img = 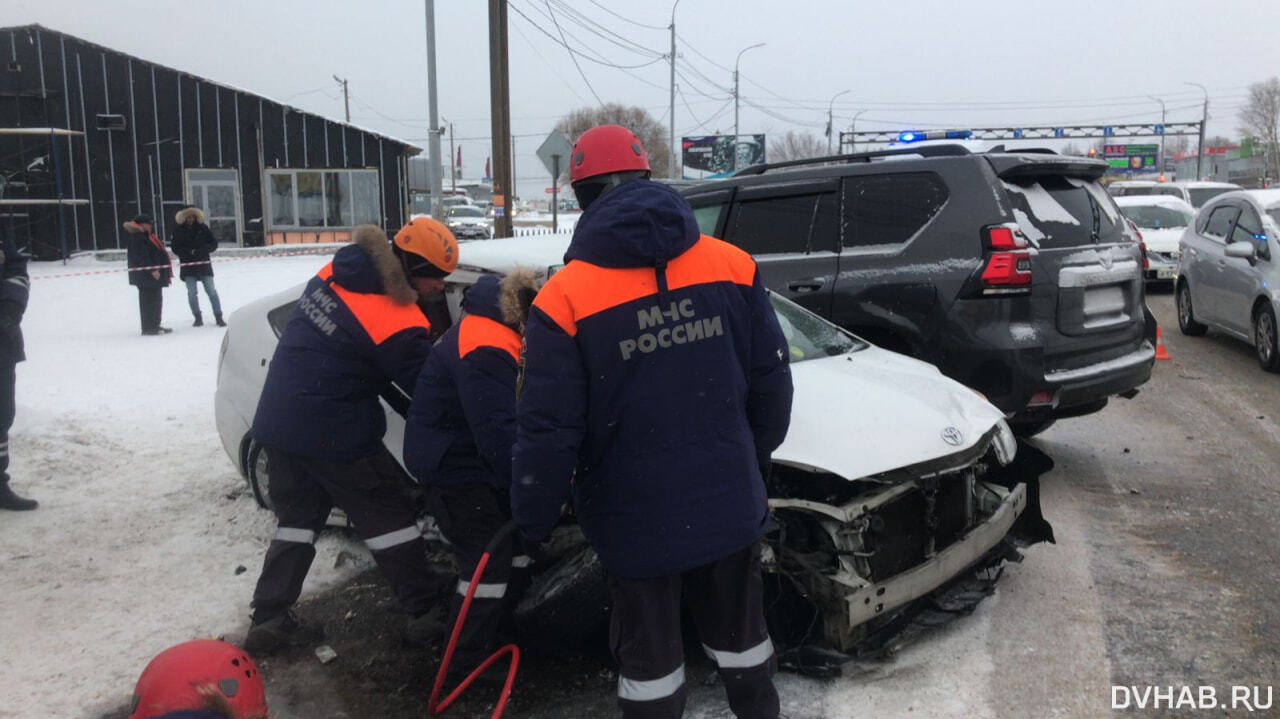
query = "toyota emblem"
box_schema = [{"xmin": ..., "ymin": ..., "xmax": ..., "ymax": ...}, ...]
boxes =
[{"xmin": 941, "ymin": 426, "xmax": 964, "ymax": 446}]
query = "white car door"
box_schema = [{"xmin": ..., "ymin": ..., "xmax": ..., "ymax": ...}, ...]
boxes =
[{"xmin": 1193, "ymin": 204, "xmax": 1241, "ymax": 326}]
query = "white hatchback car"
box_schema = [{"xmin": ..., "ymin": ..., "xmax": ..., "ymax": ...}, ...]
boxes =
[
  {"xmin": 215, "ymin": 235, "xmax": 1052, "ymax": 664},
  {"xmin": 1115, "ymin": 195, "xmax": 1196, "ymax": 284}
]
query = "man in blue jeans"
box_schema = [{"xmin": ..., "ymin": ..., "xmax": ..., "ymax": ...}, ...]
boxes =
[{"xmin": 171, "ymin": 206, "xmax": 223, "ymax": 327}]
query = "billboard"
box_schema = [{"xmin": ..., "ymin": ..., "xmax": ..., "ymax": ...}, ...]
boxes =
[
  {"xmin": 1103, "ymin": 144, "xmax": 1159, "ymax": 172},
  {"xmin": 682, "ymin": 134, "xmax": 766, "ymax": 179}
]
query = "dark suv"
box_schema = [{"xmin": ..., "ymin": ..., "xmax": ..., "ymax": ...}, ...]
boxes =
[{"xmin": 681, "ymin": 145, "xmax": 1156, "ymax": 433}]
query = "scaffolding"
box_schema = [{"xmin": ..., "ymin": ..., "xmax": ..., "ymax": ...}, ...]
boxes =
[{"xmin": 0, "ymin": 128, "xmax": 88, "ymax": 262}]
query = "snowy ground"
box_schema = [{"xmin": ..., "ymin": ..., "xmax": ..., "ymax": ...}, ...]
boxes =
[
  {"xmin": 0, "ymin": 251, "xmax": 376, "ymax": 718},
  {"xmin": 1, "ymin": 249, "xmax": 1109, "ymax": 718}
]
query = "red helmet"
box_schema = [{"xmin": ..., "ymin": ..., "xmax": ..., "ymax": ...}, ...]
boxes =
[
  {"xmin": 128, "ymin": 640, "xmax": 267, "ymax": 719},
  {"xmin": 569, "ymin": 124, "xmax": 651, "ymax": 184}
]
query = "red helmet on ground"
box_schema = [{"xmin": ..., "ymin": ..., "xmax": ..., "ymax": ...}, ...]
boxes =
[
  {"xmin": 569, "ymin": 124, "xmax": 651, "ymax": 184},
  {"xmin": 128, "ymin": 640, "xmax": 267, "ymax": 719}
]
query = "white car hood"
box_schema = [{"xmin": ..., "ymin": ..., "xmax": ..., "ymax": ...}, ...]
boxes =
[
  {"xmin": 1140, "ymin": 227, "xmax": 1184, "ymax": 254},
  {"xmin": 774, "ymin": 346, "xmax": 1007, "ymax": 481}
]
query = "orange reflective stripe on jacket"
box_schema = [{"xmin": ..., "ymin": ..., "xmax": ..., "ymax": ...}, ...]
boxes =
[
  {"xmin": 316, "ymin": 263, "xmax": 431, "ymax": 344},
  {"xmin": 532, "ymin": 235, "xmax": 756, "ymax": 337},
  {"xmin": 458, "ymin": 314, "xmax": 521, "ymax": 362}
]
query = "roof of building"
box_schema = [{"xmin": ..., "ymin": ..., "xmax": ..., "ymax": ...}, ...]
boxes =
[{"xmin": 1, "ymin": 24, "xmax": 421, "ymax": 155}]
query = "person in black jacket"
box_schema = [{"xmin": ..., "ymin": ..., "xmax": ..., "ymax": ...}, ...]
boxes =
[
  {"xmin": 0, "ymin": 224, "xmax": 35, "ymax": 511},
  {"xmin": 171, "ymin": 206, "xmax": 224, "ymax": 327},
  {"xmin": 402, "ymin": 268, "xmax": 539, "ymax": 685},
  {"xmin": 245, "ymin": 219, "xmax": 459, "ymax": 654},
  {"xmin": 124, "ymin": 215, "xmax": 173, "ymax": 335},
  {"xmin": 513, "ymin": 126, "xmax": 793, "ymax": 719}
]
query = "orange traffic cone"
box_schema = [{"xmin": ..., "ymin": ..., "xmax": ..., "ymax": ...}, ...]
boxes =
[{"xmin": 1155, "ymin": 326, "xmax": 1171, "ymax": 361}]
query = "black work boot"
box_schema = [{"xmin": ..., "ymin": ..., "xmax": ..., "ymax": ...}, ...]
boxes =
[
  {"xmin": 0, "ymin": 484, "xmax": 37, "ymax": 511},
  {"xmin": 215, "ymin": 314, "xmax": 226, "ymax": 327},
  {"xmin": 244, "ymin": 610, "xmax": 323, "ymax": 654},
  {"xmin": 192, "ymin": 313, "xmax": 203, "ymax": 327},
  {"xmin": 402, "ymin": 605, "xmax": 446, "ymax": 648}
]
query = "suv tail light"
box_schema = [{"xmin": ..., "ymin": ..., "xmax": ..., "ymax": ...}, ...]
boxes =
[
  {"xmin": 1124, "ymin": 219, "xmax": 1150, "ymax": 270},
  {"xmin": 980, "ymin": 223, "xmax": 1032, "ymax": 295}
]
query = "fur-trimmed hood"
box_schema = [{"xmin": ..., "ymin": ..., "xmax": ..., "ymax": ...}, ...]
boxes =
[
  {"xmin": 329, "ymin": 224, "xmax": 417, "ymax": 305},
  {"xmin": 175, "ymin": 206, "xmax": 206, "ymax": 225},
  {"xmin": 499, "ymin": 266, "xmax": 540, "ymax": 328}
]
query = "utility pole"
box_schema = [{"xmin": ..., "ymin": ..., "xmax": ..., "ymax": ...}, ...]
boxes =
[
  {"xmin": 1186, "ymin": 81, "xmax": 1209, "ymax": 180},
  {"xmin": 423, "ymin": 1, "xmax": 444, "ymax": 219},
  {"xmin": 827, "ymin": 89, "xmax": 850, "ymax": 155},
  {"xmin": 332, "ymin": 75, "xmax": 350, "ymax": 123},
  {"xmin": 732, "ymin": 43, "xmax": 764, "ymax": 173},
  {"xmin": 489, "ymin": 0, "xmax": 513, "ymax": 238},
  {"xmin": 449, "ymin": 121, "xmax": 456, "ymax": 193},
  {"xmin": 668, "ymin": 0, "xmax": 681, "ymax": 179}
]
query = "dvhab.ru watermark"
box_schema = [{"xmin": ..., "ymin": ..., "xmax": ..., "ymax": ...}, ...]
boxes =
[{"xmin": 1112, "ymin": 685, "xmax": 1273, "ymax": 712}]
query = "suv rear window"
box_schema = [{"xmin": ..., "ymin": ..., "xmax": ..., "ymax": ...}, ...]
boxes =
[
  {"xmin": 842, "ymin": 173, "xmax": 948, "ymax": 249},
  {"xmin": 1002, "ymin": 177, "xmax": 1123, "ymax": 249},
  {"xmin": 1190, "ymin": 188, "xmax": 1234, "ymax": 207}
]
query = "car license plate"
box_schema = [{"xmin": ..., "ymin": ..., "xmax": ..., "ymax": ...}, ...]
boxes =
[{"xmin": 1156, "ymin": 267, "xmax": 1176, "ymax": 279}]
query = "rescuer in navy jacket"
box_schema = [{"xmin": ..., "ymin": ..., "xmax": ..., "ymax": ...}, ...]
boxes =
[
  {"xmin": 511, "ymin": 125, "xmax": 793, "ymax": 719},
  {"xmin": 245, "ymin": 219, "xmax": 459, "ymax": 655},
  {"xmin": 403, "ymin": 268, "xmax": 539, "ymax": 685}
]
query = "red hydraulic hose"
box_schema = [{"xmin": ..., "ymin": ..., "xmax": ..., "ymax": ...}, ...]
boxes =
[{"xmin": 428, "ymin": 526, "xmax": 521, "ymax": 718}]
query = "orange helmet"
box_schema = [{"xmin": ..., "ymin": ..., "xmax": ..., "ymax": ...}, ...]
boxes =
[
  {"xmin": 128, "ymin": 640, "xmax": 267, "ymax": 719},
  {"xmin": 394, "ymin": 216, "xmax": 458, "ymax": 277}
]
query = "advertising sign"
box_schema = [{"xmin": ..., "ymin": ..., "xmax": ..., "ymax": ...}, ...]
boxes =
[
  {"xmin": 1104, "ymin": 144, "xmax": 1159, "ymax": 172},
  {"xmin": 682, "ymin": 134, "xmax": 766, "ymax": 179}
]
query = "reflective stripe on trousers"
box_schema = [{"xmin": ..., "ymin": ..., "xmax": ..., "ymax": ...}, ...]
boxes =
[
  {"xmin": 364, "ymin": 525, "xmax": 421, "ymax": 551},
  {"xmin": 274, "ymin": 527, "xmax": 317, "ymax": 544},
  {"xmin": 703, "ymin": 637, "xmax": 774, "ymax": 669},
  {"xmin": 618, "ymin": 664, "xmax": 685, "ymax": 702},
  {"xmin": 456, "ymin": 579, "xmax": 507, "ymax": 599}
]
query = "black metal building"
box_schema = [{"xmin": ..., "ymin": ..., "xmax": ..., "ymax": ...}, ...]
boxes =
[{"xmin": 0, "ymin": 24, "xmax": 421, "ymax": 259}]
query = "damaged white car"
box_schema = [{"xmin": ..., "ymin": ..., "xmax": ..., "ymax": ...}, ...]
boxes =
[{"xmin": 214, "ymin": 235, "xmax": 1053, "ymax": 671}]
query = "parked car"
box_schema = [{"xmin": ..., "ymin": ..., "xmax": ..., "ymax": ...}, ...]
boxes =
[
  {"xmin": 681, "ymin": 145, "xmax": 1156, "ymax": 436},
  {"xmin": 444, "ymin": 204, "xmax": 492, "ymax": 240},
  {"xmin": 214, "ymin": 234, "xmax": 1052, "ymax": 667},
  {"xmin": 1175, "ymin": 189, "xmax": 1280, "ymax": 371},
  {"xmin": 1115, "ymin": 195, "xmax": 1196, "ymax": 284},
  {"xmin": 1156, "ymin": 180, "xmax": 1243, "ymax": 209}
]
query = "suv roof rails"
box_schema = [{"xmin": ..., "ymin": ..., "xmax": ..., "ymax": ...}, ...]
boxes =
[{"xmin": 734, "ymin": 144, "xmax": 972, "ymax": 176}]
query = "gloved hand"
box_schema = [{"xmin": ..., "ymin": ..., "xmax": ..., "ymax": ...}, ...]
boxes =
[{"xmin": 0, "ymin": 300, "xmax": 21, "ymax": 329}]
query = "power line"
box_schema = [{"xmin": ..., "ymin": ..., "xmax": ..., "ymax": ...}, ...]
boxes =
[
  {"xmin": 584, "ymin": 0, "xmax": 668, "ymax": 30},
  {"xmin": 546, "ymin": 0, "xmax": 665, "ymax": 59},
  {"xmin": 509, "ymin": 12, "xmax": 591, "ymax": 105},
  {"xmin": 540, "ymin": 0, "xmax": 604, "ymax": 106},
  {"xmin": 514, "ymin": 0, "xmax": 664, "ymax": 69},
  {"xmin": 677, "ymin": 86, "xmax": 732, "ymax": 135}
]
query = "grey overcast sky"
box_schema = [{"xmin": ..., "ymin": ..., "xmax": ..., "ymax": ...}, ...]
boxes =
[{"xmin": 6, "ymin": 0, "xmax": 1279, "ymax": 197}]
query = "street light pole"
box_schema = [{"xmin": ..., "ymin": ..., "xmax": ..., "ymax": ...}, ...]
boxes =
[
  {"xmin": 423, "ymin": 0, "xmax": 443, "ymax": 220},
  {"xmin": 827, "ymin": 89, "xmax": 850, "ymax": 155},
  {"xmin": 849, "ymin": 109, "xmax": 869, "ymax": 154},
  {"xmin": 1185, "ymin": 81, "xmax": 1209, "ymax": 180},
  {"xmin": 1147, "ymin": 95, "xmax": 1166, "ymax": 176},
  {"xmin": 668, "ymin": 0, "xmax": 681, "ymax": 180},
  {"xmin": 733, "ymin": 42, "xmax": 764, "ymax": 173}
]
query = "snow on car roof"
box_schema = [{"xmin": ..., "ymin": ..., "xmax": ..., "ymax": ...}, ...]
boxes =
[
  {"xmin": 1172, "ymin": 181, "xmax": 1242, "ymax": 189},
  {"xmin": 453, "ymin": 233, "xmax": 573, "ymax": 277},
  {"xmin": 1238, "ymin": 189, "xmax": 1280, "ymax": 209}
]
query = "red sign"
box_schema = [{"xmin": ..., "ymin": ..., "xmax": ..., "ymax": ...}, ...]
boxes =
[{"xmin": 545, "ymin": 187, "xmax": 562, "ymax": 194}]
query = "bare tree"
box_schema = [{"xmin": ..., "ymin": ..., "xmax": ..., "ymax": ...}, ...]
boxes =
[
  {"xmin": 1165, "ymin": 135, "xmax": 1191, "ymax": 156},
  {"xmin": 767, "ymin": 131, "xmax": 825, "ymax": 163},
  {"xmin": 554, "ymin": 104, "xmax": 671, "ymax": 183},
  {"xmin": 1239, "ymin": 77, "xmax": 1280, "ymax": 181}
]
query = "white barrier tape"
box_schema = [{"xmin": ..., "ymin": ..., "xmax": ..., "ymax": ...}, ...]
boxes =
[{"xmin": 31, "ymin": 247, "xmax": 337, "ymax": 281}]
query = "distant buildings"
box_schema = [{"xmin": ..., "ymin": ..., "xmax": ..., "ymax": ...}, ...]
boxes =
[{"xmin": 0, "ymin": 24, "xmax": 420, "ymax": 259}]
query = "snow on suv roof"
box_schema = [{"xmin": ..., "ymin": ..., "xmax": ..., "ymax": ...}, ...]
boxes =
[{"xmin": 1173, "ymin": 181, "xmax": 1241, "ymax": 189}]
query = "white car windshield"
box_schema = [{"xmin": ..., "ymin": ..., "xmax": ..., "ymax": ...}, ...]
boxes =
[
  {"xmin": 449, "ymin": 207, "xmax": 485, "ymax": 218},
  {"xmin": 769, "ymin": 293, "xmax": 865, "ymax": 361}
]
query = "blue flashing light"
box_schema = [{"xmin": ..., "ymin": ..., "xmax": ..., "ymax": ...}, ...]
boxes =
[
  {"xmin": 943, "ymin": 130, "xmax": 972, "ymax": 139},
  {"xmin": 898, "ymin": 131, "xmax": 924, "ymax": 143}
]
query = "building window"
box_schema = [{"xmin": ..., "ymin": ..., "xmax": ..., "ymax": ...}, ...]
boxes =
[{"xmin": 265, "ymin": 169, "xmax": 380, "ymax": 229}]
